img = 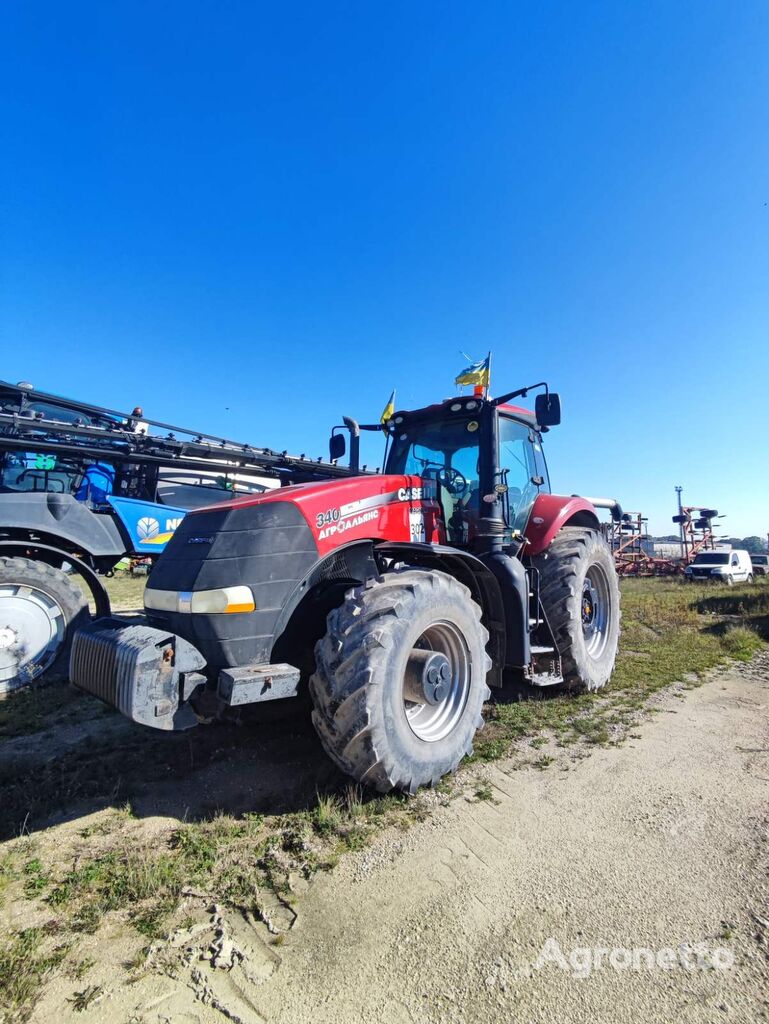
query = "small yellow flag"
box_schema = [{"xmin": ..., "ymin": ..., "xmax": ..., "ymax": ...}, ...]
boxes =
[{"xmin": 380, "ymin": 389, "xmax": 396, "ymax": 425}]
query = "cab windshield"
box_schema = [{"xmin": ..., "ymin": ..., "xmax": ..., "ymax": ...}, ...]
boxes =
[{"xmin": 387, "ymin": 415, "xmax": 481, "ymax": 543}]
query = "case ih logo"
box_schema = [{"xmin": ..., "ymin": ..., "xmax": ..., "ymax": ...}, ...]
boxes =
[
  {"xmin": 397, "ymin": 485, "xmax": 433, "ymax": 502},
  {"xmin": 137, "ymin": 516, "xmax": 161, "ymax": 540}
]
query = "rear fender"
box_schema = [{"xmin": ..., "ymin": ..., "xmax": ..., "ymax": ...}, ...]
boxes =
[{"xmin": 524, "ymin": 495, "xmax": 601, "ymax": 555}]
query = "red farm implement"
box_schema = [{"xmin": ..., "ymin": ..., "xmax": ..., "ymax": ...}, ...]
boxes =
[
  {"xmin": 610, "ymin": 504, "xmax": 724, "ymax": 577},
  {"xmin": 609, "ymin": 512, "xmax": 678, "ymax": 577},
  {"xmin": 672, "ymin": 506, "xmax": 722, "ymax": 563}
]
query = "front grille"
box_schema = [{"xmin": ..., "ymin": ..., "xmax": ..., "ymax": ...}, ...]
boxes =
[{"xmin": 324, "ymin": 550, "xmax": 350, "ymax": 580}]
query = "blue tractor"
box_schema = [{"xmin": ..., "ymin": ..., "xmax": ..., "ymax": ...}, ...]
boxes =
[{"xmin": 0, "ymin": 380, "xmax": 352, "ymax": 694}]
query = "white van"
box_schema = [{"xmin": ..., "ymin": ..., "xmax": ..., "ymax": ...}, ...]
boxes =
[{"xmin": 684, "ymin": 549, "xmax": 754, "ymax": 584}]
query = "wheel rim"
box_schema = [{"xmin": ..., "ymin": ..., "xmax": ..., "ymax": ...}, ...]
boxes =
[
  {"xmin": 403, "ymin": 620, "xmax": 471, "ymax": 742},
  {"xmin": 0, "ymin": 584, "xmax": 66, "ymax": 686},
  {"xmin": 581, "ymin": 565, "xmax": 611, "ymax": 659}
]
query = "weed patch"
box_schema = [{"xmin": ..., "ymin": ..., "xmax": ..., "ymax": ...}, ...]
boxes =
[
  {"xmin": 719, "ymin": 625, "xmax": 763, "ymax": 661},
  {"xmin": 0, "ymin": 926, "xmax": 68, "ymax": 1023},
  {"xmin": 482, "ymin": 578, "xmax": 768, "ymax": 765}
]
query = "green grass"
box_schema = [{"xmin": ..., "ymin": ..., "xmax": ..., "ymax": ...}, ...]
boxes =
[
  {"xmin": 67, "ymin": 984, "xmax": 103, "ymax": 1011},
  {"xmin": 75, "ymin": 573, "xmax": 147, "ymax": 612},
  {"xmin": 0, "ymin": 926, "xmax": 69, "ymax": 1023},
  {"xmin": 29, "ymin": 793, "xmax": 421, "ymax": 950},
  {"xmin": 102, "ymin": 574, "xmax": 147, "ymax": 609},
  {"xmin": 48, "ymin": 848, "xmax": 184, "ymax": 927},
  {"xmin": 472, "ymin": 577, "xmax": 769, "ymax": 764},
  {"xmin": 1, "ymin": 575, "xmax": 766, "ymax": 1021},
  {"xmin": 313, "ymin": 793, "xmax": 344, "ymax": 835},
  {"xmin": 22, "ymin": 858, "xmax": 51, "ymax": 899},
  {"xmin": 0, "ymin": 682, "xmax": 91, "ymax": 740},
  {"xmin": 718, "ymin": 625, "xmax": 763, "ymax": 661},
  {"xmin": 0, "ymin": 851, "xmax": 19, "ymax": 908},
  {"xmin": 533, "ymin": 754, "xmax": 555, "ymax": 770}
]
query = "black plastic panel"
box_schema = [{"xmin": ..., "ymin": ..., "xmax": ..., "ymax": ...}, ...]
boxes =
[{"xmin": 146, "ymin": 500, "xmax": 318, "ymax": 668}]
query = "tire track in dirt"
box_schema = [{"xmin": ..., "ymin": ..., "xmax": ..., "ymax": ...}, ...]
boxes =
[
  {"xmin": 245, "ymin": 655, "xmax": 769, "ymax": 1024},
  {"xmin": 28, "ymin": 654, "xmax": 769, "ymax": 1024}
]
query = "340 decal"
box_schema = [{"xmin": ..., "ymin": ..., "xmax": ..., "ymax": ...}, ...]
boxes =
[{"xmin": 316, "ymin": 507, "xmax": 341, "ymax": 529}]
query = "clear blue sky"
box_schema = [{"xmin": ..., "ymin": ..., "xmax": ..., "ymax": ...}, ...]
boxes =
[{"xmin": 2, "ymin": 2, "xmax": 768, "ymax": 538}]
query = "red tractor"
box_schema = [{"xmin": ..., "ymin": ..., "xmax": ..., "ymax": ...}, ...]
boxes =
[{"xmin": 71, "ymin": 384, "xmax": 621, "ymax": 793}]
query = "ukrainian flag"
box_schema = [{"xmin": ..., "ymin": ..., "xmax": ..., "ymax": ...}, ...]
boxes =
[
  {"xmin": 455, "ymin": 353, "xmax": 491, "ymax": 388},
  {"xmin": 380, "ymin": 389, "xmax": 396, "ymax": 425}
]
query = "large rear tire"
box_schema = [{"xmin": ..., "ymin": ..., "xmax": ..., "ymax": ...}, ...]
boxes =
[
  {"xmin": 0, "ymin": 557, "xmax": 90, "ymax": 697},
  {"xmin": 532, "ymin": 527, "xmax": 620, "ymax": 693},
  {"xmin": 310, "ymin": 569, "xmax": 491, "ymax": 793}
]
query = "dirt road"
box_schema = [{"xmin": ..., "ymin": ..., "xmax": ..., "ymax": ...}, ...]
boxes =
[{"xmin": 28, "ymin": 653, "xmax": 769, "ymax": 1024}]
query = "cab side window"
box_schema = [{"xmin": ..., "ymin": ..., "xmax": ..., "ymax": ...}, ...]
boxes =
[
  {"xmin": 498, "ymin": 416, "xmax": 541, "ymax": 533},
  {"xmin": 531, "ymin": 434, "xmax": 550, "ymax": 491},
  {"xmin": 731, "ymin": 554, "xmax": 739, "ymax": 567}
]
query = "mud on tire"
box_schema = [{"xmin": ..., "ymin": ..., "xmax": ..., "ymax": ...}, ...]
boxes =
[
  {"xmin": 309, "ymin": 568, "xmax": 492, "ymax": 793},
  {"xmin": 531, "ymin": 527, "xmax": 620, "ymax": 693}
]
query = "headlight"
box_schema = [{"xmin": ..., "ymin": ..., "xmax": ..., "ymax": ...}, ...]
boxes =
[{"xmin": 144, "ymin": 585, "xmax": 256, "ymax": 614}]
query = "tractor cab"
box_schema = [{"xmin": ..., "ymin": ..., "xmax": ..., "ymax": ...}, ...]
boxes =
[{"xmin": 382, "ymin": 388, "xmax": 559, "ymax": 552}]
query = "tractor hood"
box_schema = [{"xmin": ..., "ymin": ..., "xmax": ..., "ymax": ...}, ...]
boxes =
[
  {"xmin": 198, "ymin": 474, "xmax": 443, "ymax": 555},
  {"xmin": 144, "ymin": 474, "xmax": 442, "ymax": 667}
]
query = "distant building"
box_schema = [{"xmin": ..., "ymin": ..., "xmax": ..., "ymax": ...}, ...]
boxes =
[{"xmin": 652, "ymin": 541, "xmax": 683, "ymax": 559}]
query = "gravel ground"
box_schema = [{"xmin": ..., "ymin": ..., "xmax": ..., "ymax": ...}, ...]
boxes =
[{"xmin": 28, "ymin": 650, "xmax": 769, "ymax": 1024}]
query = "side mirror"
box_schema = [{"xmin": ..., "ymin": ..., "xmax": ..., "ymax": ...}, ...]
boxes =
[
  {"xmin": 535, "ymin": 392, "xmax": 561, "ymax": 427},
  {"xmin": 329, "ymin": 432, "xmax": 346, "ymax": 462}
]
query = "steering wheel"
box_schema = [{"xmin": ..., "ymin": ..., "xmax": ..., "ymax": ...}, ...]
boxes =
[{"xmin": 437, "ymin": 466, "xmax": 468, "ymax": 497}]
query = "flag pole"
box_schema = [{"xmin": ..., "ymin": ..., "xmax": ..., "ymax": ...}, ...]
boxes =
[{"xmin": 486, "ymin": 350, "xmax": 492, "ymax": 399}]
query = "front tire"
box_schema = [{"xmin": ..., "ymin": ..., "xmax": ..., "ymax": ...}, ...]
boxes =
[
  {"xmin": 310, "ymin": 569, "xmax": 491, "ymax": 793},
  {"xmin": 531, "ymin": 527, "xmax": 620, "ymax": 692},
  {"xmin": 0, "ymin": 557, "xmax": 90, "ymax": 696}
]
